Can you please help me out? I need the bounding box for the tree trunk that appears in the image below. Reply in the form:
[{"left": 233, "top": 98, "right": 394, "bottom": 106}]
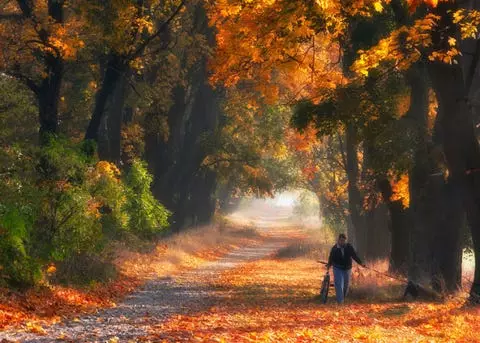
[
  {"left": 428, "top": 60, "right": 480, "bottom": 300},
  {"left": 378, "top": 178, "right": 410, "bottom": 275},
  {"left": 430, "top": 176, "right": 464, "bottom": 292},
  {"left": 85, "top": 54, "right": 127, "bottom": 145},
  {"left": 345, "top": 124, "right": 366, "bottom": 252},
  {"left": 97, "top": 70, "right": 129, "bottom": 162},
  {"left": 37, "top": 53, "right": 63, "bottom": 142},
  {"left": 37, "top": 2, "right": 65, "bottom": 143},
  {"left": 405, "top": 64, "right": 434, "bottom": 285}
]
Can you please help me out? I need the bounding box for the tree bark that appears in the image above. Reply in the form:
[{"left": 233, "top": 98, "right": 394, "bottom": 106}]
[
  {"left": 37, "top": 54, "right": 63, "bottom": 142},
  {"left": 97, "top": 69, "right": 129, "bottom": 162},
  {"left": 345, "top": 124, "right": 366, "bottom": 252},
  {"left": 16, "top": 0, "right": 65, "bottom": 143},
  {"left": 428, "top": 60, "right": 480, "bottom": 300},
  {"left": 405, "top": 64, "right": 434, "bottom": 285},
  {"left": 378, "top": 178, "right": 410, "bottom": 275},
  {"left": 430, "top": 176, "right": 464, "bottom": 292},
  {"left": 85, "top": 54, "right": 128, "bottom": 144}
]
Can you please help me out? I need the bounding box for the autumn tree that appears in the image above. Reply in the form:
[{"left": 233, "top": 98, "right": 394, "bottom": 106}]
[
  {"left": 0, "top": 0, "right": 83, "bottom": 142},
  {"left": 75, "top": 0, "right": 187, "bottom": 162},
  {"left": 353, "top": 0, "right": 480, "bottom": 300}
]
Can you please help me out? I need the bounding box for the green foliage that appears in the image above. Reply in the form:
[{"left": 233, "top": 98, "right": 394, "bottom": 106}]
[
  {"left": 88, "top": 162, "right": 129, "bottom": 238},
  {"left": 0, "top": 206, "right": 40, "bottom": 288},
  {"left": 124, "top": 160, "right": 170, "bottom": 237},
  {"left": 34, "top": 138, "right": 103, "bottom": 260},
  {"left": 0, "top": 144, "right": 41, "bottom": 288},
  {"left": 48, "top": 186, "right": 103, "bottom": 261},
  {"left": 0, "top": 137, "right": 170, "bottom": 287},
  {"left": 37, "top": 136, "right": 92, "bottom": 183},
  {"left": 0, "top": 76, "right": 38, "bottom": 146}
]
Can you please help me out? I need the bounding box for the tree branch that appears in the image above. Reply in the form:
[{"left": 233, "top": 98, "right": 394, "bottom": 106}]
[
  {"left": 0, "top": 13, "right": 22, "bottom": 20},
  {"left": 5, "top": 71, "right": 39, "bottom": 95},
  {"left": 130, "top": 0, "right": 186, "bottom": 60}
]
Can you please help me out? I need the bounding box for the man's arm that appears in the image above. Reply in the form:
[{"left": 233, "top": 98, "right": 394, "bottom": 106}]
[
  {"left": 350, "top": 244, "right": 365, "bottom": 266},
  {"left": 326, "top": 247, "right": 334, "bottom": 270}
]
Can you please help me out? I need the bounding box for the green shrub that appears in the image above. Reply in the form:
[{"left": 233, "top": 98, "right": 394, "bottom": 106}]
[
  {"left": 88, "top": 161, "right": 129, "bottom": 238},
  {"left": 0, "top": 137, "right": 171, "bottom": 287},
  {"left": 0, "top": 206, "right": 40, "bottom": 288},
  {"left": 124, "top": 160, "right": 170, "bottom": 237},
  {"left": 35, "top": 138, "right": 104, "bottom": 261},
  {"left": 49, "top": 186, "right": 104, "bottom": 261}
]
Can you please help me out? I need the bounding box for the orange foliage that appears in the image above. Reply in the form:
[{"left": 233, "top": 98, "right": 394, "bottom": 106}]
[
  {"left": 428, "top": 88, "right": 438, "bottom": 134},
  {"left": 93, "top": 161, "right": 121, "bottom": 180},
  {"left": 390, "top": 174, "right": 410, "bottom": 208},
  {"left": 286, "top": 126, "right": 319, "bottom": 153},
  {"left": 208, "top": 0, "right": 345, "bottom": 105},
  {"left": 407, "top": 0, "right": 453, "bottom": 13}
]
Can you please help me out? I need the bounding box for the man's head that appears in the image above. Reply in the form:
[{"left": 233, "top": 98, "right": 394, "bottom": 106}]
[{"left": 337, "top": 233, "right": 347, "bottom": 247}]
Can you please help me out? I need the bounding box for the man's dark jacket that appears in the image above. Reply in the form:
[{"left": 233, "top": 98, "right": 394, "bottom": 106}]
[{"left": 326, "top": 243, "right": 363, "bottom": 270}]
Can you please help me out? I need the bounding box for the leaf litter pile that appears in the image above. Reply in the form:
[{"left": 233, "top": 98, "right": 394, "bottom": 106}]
[{"left": 145, "top": 238, "right": 478, "bottom": 343}]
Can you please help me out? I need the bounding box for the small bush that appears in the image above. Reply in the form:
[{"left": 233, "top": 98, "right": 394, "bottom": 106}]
[
  {"left": 35, "top": 138, "right": 104, "bottom": 261},
  {"left": 0, "top": 147, "right": 41, "bottom": 288},
  {"left": 0, "top": 206, "right": 40, "bottom": 288},
  {"left": 124, "top": 160, "right": 170, "bottom": 237},
  {"left": 88, "top": 161, "right": 129, "bottom": 238}
]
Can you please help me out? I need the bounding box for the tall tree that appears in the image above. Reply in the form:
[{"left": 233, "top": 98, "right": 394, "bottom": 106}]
[
  {"left": 354, "top": 0, "right": 480, "bottom": 300},
  {"left": 80, "top": 0, "right": 186, "bottom": 162},
  {"left": 0, "top": 0, "right": 82, "bottom": 142}
]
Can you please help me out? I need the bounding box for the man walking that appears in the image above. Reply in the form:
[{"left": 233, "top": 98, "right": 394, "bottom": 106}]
[{"left": 326, "top": 233, "right": 365, "bottom": 304}]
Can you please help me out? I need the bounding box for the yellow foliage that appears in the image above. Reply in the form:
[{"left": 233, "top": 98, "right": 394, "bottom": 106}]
[
  {"left": 428, "top": 88, "right": 438, "bottom": 134},
  {"left": 46, "top": 264, "right": 57, "bottom": 275},
  {"left": 90, "top": 161, "right": 121, "bottom": 186},
  {"left": 353, "top": 14, "right": 440, "bottom": 76},
  {"left": 208, "top": 0, "right": 345, "bottom": 105},
  {"left": 390, "top": 174, "right": 410, "bottom": 208}
]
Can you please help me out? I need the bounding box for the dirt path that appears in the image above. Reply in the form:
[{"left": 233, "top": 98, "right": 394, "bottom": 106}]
[{"left": 0, "top": 240, "right": 290, "bottom": 343}]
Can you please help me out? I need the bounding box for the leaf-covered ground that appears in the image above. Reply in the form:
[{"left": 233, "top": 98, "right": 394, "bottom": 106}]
[
  {"left": 145, "top": 239, "right": 478, "bottom": 343},
  {"left": 1, "top": 222, "right": 478, "bottom": 342},
  {"left": 0, "top": 224, "right": 263, "bottom": 334}
]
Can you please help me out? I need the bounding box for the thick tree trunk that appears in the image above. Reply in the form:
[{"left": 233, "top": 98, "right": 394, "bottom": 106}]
[
  {"left": 191, "top": 170, "right": 217, "bottom": 225},
  {"left": 378, "top": 179, "right": 410, "bottom": 275},
  {"left": 97, "top": 71, "right": 129, "bottom": 162},
  {"left": 36, "top": 2, "right": 65, "bottom": 143},
  {"left": 85, "top": 54, "right": 127, "bottom": 145},
  {"left": 406, "top": 64, "right": 434, "bottom": 285},
  {"left": 430, "top": 177, "right": 464, "bottom": 292},
  {"left": 428, "top": 60, "right": 480, "bottom": 300},
  {"left": 37, "top": 54, "right": 63, "bottom": 142},
  {"left": 364, "top": 203, "right": 390, "bottom": 261},
  {"left": 345, "top": 124, "right": 366, "bottom": 253}
]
